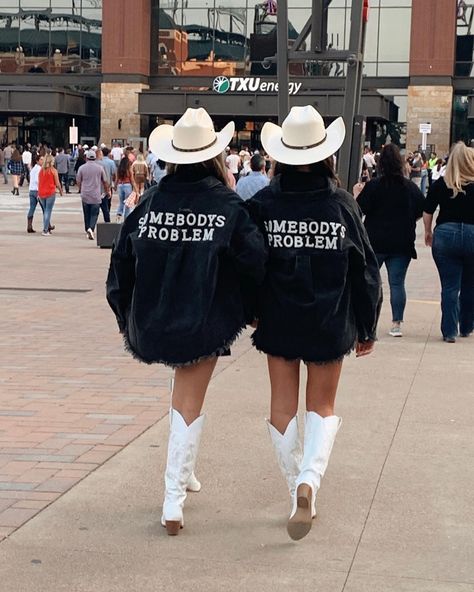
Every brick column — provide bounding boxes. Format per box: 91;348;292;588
100;0;151;145
406;0;456;155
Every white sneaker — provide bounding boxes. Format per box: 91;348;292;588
115;214;122;224
389;325;403;337
86;228;95;240
41;230;51;236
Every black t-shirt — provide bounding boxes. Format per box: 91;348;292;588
357;175;424;258
424;178;474;226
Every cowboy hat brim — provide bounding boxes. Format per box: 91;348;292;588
261;117;346;166
148;121;235;164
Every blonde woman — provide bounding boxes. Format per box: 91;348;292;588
107;108;266;535
423;142;474;342
38;154;62;236
132;152;148;196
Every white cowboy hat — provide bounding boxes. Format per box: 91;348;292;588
261;105;345;166
148;108;234;165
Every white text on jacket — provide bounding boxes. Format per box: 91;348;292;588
138;211;226;242
264;219;346;250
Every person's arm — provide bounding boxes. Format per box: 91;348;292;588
423;212;434;247
101;169;109;195
53;168;63;196
347;204;382;355
106;219;136;333
76;168;82;192
130;166;138;194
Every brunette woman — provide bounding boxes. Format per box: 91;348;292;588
115;156;135;221
38;154;62;236
7;148;24;195
106;108;266;535
424;142;474;342
357;144;425;337
248;106;381;541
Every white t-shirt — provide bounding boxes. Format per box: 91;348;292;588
363;153;376;168
226;153;241;174
29;164;41;191
111;147;123;161
22;150;32;166
431;166;446;181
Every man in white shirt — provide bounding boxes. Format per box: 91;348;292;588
362;147;376;178
111;143;124;167
225;148;241;183
236;154;269;201
22;146;32;183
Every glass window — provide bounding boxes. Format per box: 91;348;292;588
0;1;101;74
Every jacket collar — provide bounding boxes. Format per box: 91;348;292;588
160;173;223;193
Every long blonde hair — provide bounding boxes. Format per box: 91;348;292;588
444;142;474;197
42;154;55;171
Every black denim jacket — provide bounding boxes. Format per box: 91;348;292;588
106;174;267;367
247;174;382;364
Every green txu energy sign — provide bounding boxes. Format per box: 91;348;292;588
213;76;302;96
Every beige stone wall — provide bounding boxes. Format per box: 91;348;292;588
406;86;453;156
100;82;149;146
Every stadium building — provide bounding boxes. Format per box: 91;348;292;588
0;0;467;155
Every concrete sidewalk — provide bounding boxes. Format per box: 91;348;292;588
0;186;473;591
0;304;473;591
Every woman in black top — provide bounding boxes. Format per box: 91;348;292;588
357;144;425;337
423;142;474;342
248;106;381;541
107;108;267;535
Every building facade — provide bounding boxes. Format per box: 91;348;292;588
0;0;467;156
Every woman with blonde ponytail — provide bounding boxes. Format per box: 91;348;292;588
423;142;474;342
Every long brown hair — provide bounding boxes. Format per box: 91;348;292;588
11;149;21;162
272;156;340;186
166;153;230;187
117;156;132;181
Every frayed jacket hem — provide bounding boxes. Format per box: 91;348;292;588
251;338;354;366
121;324;245;369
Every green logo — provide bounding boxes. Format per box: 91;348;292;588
213;76;230;94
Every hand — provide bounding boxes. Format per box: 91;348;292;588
250;319;258;328
356;340;375;357
424;231;433;247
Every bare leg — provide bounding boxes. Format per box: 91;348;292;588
172;356;218;425
12;175;19;189
305;361;343;417
268;355;300;434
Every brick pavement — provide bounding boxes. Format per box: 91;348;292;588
0;185;251;540
0;182;442;541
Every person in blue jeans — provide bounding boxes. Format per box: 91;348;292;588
115;156;135;222
424;142;474;342
357;144;425;337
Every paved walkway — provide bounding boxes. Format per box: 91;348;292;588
0;184;473;591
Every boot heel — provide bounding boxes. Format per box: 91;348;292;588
165;520;182;536
287;483;313;541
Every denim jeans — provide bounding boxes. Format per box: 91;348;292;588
27;190;39;218
117;183;133;218
39;195;56;232
432;222;474;339
82;202;101;232
100;193;111;223
420;169;429;196
376;254;412;322
59;172;70;193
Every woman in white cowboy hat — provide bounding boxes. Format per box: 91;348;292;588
247;105;382;540
106;108;267;536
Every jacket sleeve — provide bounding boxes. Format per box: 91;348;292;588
106;225;136;333
229;203;268;324
355;181;374;215
229;204;268;283
348;205;383;342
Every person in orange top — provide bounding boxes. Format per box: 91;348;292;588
38;154;62;236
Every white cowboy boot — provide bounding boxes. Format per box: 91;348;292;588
287;411;341;541
161;408;205;535
166;407;201;493
266;416;302;499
